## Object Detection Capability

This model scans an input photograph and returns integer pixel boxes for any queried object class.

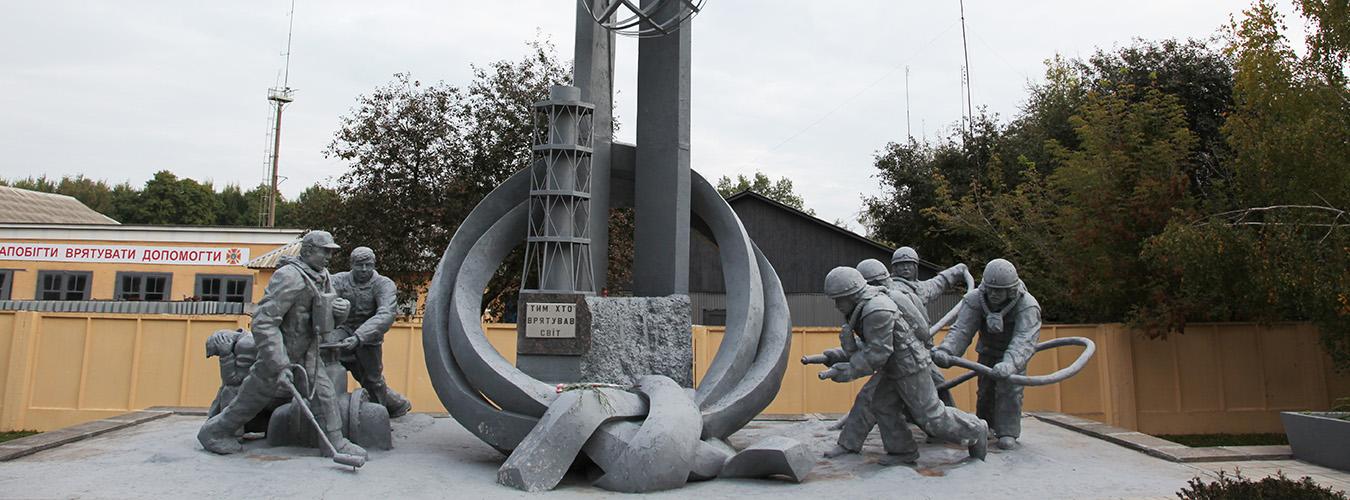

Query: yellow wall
[2,312,1346,435]
[0,239,281,303]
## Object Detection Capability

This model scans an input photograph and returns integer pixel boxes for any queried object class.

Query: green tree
[1077,39,1235,198]
[1048,86,1195,323]
[55,175,117,215]
[108,182,143,223]
[715,171,814,215]
[2,175,59,193]
[1142,0,1349,369]
[214,184,256,226]
[282,184,342,235]
[860,112,1006,266]
[135,170,222,225]
[325,40,570,309]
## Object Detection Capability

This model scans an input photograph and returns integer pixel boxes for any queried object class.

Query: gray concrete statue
[328,246,411,417]
[826,258,956,458]
[205,329,256,420]
[931,258,1041,451]
[891,246,968,326]
[197,230,367,460]
[819,266,987,465]
[889,247,966,406]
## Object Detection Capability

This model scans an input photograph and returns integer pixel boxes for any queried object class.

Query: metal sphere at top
[580,0,707,38]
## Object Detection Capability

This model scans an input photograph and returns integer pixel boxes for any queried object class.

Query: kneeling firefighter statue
[197,231,368,462]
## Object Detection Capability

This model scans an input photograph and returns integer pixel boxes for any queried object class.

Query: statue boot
[327,432,368,459]
[372,383,412,418]
[198,374,280,454]
[967,420,990,461]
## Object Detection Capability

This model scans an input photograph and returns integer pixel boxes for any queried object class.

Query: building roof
[0,186,119,225]
[246,239,300,269]
[0,223,304,245]
[723,190,943,271]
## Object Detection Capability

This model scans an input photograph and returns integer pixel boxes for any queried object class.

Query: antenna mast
[905,66,911,141]
[959,0,973,138]
[263,0,297,227]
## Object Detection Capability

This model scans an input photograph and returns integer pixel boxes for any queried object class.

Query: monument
[422,0,809,492]
[197,231,381,465]
[806,257,1098,466]
[198,232,394,467]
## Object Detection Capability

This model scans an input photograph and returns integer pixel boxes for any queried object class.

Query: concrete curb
[0,409,175,461]
[0,408,455,462]
[1028,412,1292,463]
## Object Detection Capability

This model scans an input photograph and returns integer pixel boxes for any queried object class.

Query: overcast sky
[0,1,1294,230]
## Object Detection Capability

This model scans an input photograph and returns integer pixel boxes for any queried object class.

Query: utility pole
[264,0,297,227]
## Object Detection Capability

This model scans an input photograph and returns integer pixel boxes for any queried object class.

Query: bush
[1177,470,1347,499]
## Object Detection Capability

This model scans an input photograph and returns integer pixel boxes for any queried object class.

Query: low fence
[1,311,1346,434]
[0,300,245,315]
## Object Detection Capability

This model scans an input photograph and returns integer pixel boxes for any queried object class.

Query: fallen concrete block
[497,388,646,492]
[719,436,814,483]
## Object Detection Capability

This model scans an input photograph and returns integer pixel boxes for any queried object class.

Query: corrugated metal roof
[724,190,946,272]
[0,186,119,225]
[247,239,300,269]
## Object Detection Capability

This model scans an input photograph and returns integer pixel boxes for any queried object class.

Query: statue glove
[992,361,1016,379]
[931,348,955,368]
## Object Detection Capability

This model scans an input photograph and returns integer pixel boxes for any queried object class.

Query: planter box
[1281,411,1350,471]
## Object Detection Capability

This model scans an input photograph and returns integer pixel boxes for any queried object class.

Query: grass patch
[1159,433,1288,447]
[0,430,39,443]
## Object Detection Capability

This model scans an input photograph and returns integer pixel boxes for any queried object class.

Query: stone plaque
[523,303,578,338]
[516,293,591,356]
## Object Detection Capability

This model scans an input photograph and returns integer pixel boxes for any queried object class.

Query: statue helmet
[891,246,919,265]
[981,258,1020,289]
[856,258,890,284]
[351,246,376,264]
[301,230,341,250]
[824,267,868,299]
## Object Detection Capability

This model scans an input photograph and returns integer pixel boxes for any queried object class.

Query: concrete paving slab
[0,414,1335,499]
[1220,445,1293,461]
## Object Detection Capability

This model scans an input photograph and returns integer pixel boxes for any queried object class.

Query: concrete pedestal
[580,295,693,387]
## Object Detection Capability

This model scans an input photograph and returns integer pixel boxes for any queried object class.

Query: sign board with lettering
[0,243,249,266]
[517,292,591,356]
[523,302,578,338]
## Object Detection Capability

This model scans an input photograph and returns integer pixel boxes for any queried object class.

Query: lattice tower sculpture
[522,86,595,294]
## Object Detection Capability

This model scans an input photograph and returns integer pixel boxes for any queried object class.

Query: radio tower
[262,0,297,227]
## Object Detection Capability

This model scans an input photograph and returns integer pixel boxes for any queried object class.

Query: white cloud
[0,0,1281,228]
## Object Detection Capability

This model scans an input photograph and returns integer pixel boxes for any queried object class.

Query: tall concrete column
[576,0,615,293]
[633,0,691,296]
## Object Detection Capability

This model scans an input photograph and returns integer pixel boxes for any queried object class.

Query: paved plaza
[1,413,1344,499]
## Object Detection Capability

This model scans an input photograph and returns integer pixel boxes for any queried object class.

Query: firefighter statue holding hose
[931,258,1041,451]
[806,257,1096,461]
[816,266,989,465]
